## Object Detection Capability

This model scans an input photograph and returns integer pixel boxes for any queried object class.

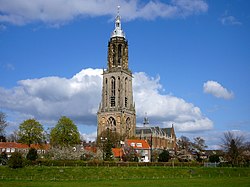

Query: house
[0,142,50,157]
[112,148,123,160]
[124,139,151,162]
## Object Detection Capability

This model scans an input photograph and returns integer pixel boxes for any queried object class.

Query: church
[97,8,176,151]
[97,9,136,138]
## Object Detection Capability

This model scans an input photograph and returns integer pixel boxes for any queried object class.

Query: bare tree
[0,112,8,136]
[221,131,245,165]
[177,136,191,151]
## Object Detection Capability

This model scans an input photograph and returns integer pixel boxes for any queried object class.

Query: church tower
[97,7,136,138]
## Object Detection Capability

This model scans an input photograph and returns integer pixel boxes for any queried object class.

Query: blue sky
[0,0,249,148]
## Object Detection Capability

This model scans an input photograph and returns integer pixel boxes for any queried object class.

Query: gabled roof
[126,139,150,149]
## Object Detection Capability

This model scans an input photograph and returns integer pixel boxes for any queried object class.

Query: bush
[8,152,24,169]
[158,150,170,162]
[209,155,220,163]
[26,148,38,161]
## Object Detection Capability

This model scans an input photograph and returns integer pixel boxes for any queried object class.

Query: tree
[158,150,170,162]
[8,152,24,169]
[193,137,207,162]
[0,111,8,136]
[50,116,80,147]
[18,119,44,147]
[97,129,122,161]
[7,130,19,142]
[26,148,38,161]
[177,136,191,151]
[209,155,220,163]
[221,131,245,166]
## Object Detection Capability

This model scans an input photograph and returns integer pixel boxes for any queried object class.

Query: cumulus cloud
[0,68,213,134]
[203,80,234,99]
[0,68,103,125]
[133,72,213,132]
[0,0,208,25]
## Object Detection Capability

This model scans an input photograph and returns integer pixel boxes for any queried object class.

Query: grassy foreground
[0,166,249,187]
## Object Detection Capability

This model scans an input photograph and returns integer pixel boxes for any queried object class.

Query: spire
[111,6,125,38]
[143,112,149,127]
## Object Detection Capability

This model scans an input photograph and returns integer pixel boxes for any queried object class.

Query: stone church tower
[97,9,136,138]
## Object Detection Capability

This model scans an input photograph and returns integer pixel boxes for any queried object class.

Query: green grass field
[0,166,249,187]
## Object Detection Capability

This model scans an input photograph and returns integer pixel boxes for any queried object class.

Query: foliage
[50,116,80,147]
[158,150,170,162]
[221,131,245,165]
[97,129,122,161]
[0,111,8,136]
[209,155,220,163]
[44,146,94,160]
[122,146,138,162]
[18,119,44,146]
[26,148,38,161]
[8,152,24,169]
[0,151,8,165]
[97,129,122,148]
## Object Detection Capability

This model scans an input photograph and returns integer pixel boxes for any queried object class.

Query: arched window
[107,117,116,132]
[105,78,108,107]
[125,77,128,107]
[111,77,115,107]
[118,77,120,106]
[112,44,116,67]
[118,44,122,66]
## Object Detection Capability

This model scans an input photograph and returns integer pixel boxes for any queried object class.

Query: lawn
[0,166,249,187]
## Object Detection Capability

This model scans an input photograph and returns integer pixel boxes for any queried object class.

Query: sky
[0,0,250,149]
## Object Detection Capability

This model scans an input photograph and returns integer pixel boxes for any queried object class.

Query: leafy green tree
[158,150,170,162]
[18,119,44,147]
[97,129,122,161]
[0,111,8,136]
[26,148,38,161]
[8,152,24,169]
[50,116,80,147]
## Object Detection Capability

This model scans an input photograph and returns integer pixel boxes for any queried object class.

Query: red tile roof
[112,148,123,158]
[126,139,150,149]
[84,146,97,153]
[0,142,50,150]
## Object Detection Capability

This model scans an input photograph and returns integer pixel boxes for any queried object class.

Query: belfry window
[118,44,122,66]
[113,44,116,67]
[125,77,128,107]
[105,78,108,107]
[111,77,116,107]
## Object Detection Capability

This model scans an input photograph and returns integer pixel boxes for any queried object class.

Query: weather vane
[117,5,120,16]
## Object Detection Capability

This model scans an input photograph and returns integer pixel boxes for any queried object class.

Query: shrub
[158,150,170,162]
[209,155,220,163]
[26,148,38,161]
[8,152,24,169]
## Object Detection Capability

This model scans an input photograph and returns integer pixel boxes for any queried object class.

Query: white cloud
[0,68,213,134]
[0,68,103,125]
[133,72,213,132]
[0,0,208,25]
[203,80,234,99]
[220,15,242,26]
